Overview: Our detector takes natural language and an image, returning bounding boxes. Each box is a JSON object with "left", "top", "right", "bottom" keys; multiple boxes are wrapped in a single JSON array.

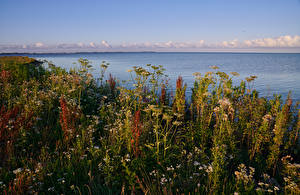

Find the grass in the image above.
[{"left": 0, "top": 56, "right": 299, "bottom": 194}]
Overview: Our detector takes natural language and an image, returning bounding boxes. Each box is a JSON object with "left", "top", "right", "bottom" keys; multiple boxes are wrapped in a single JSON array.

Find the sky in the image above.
[{"left": 0, "top": 0, "right": 300, "bottom": 53}]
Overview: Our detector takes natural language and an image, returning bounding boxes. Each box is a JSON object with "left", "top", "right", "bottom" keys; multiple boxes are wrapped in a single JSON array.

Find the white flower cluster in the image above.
[
  {"left": 255, "top": 173, "right": 280, "bottom": 193},
  {"left": 234, "top": 164, "right": 255, "bottom": 185}
]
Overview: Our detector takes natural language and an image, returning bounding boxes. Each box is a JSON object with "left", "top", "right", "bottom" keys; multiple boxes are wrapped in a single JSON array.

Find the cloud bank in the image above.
[{"left": 1, "top": 35, "right": 300, "bottom": 53}]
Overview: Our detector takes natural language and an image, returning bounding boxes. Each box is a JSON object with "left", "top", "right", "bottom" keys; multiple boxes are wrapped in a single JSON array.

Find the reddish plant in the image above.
[
  {"left": 59, "top": 97, "right": 68, "bottom": 133},
  {"left": 0, "top": 70, "right": 11, "bottom": 82},
  {"left": 59, "top": 96, "right": 80, "bottom": 143},
  {"left": 108, "top": 73, "right": 116, "bottom": 92},
  {"left": 0, "top": 105, "right": 33, "bottom": 164},
  {"left": 4, "top": 174, "right": 32, "bottom": 194},
  {"left": 131, "top": 110, "right": 142, "bottom": 157},
  {"left": 176, "top": 76, "right": 183, "bottom": 90},
  {"left": 160, "top": 84, "right": 166, "bottom": 105}
]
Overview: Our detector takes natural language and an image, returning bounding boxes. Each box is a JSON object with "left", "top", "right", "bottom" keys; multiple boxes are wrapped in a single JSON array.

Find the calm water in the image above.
[{"left": 2, "top": 52, "right": 300, "bottom": 102}]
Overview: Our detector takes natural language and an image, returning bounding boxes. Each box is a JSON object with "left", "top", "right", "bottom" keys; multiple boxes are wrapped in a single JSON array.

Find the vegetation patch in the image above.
[{"left": 0, "top": 56, "right": 299, "bottom": 194}]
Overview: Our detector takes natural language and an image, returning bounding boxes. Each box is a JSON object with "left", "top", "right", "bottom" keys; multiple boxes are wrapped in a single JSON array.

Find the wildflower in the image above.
[
  {"left": 214, "top": 106, "right": 220, "bottom": 113},
  {"left": 258, "top": 182, "right": 264, "bottom": 186},
  {"left": 245, "top": 75, "right": 257, "bottom": 82},
  {"left": 262, "top": 114, "right": 273, "bottom": 123},
  {"left": 263, "top": 173, "right": 270, "bottom": 180},
  {"left": 167, "top": 165, "right": 174, "bottom": 171},
  {"left": 210, "top": 65, "right": 219, "bottom": 70},
  {"left": 194, "top": 147, "right": 201, "bottom": 154},
  {"left": 149, "top": 170, "right": 158, "bottom": 176},
  {"left": 203, "top": 92, "right": 212, "bottom": 97},
  {"left": 125, "top": 154, "right": 131, "bottom": 162},
  {"left": 57, "top": 178, "right": 65, "bottom": 184},
  {"left": 249, "top": 167, "right": 255, "bottom": 174},
  {"left": 206, "top": 165, "right": 213, "bottom": 173},
  {"left": 193, "top": 72, "right": 201, "bottom": 77},
  {"left": 162, "top": 113, "right": 172, "bottom": 122},
  {"left": 160, "top": 177, "right": 168, "bottom": 185},
  {"left": 218, "top": 98, "right": 232, "bottom": 108},
  {"left": 224, "top": 87, "right": 233, "bottom": 94},
  {"left": 173, "top": 121, "right": 182, "bottom": 126},
  {"left": 230, "top": 72, "right": 240, "bottom": 76},
  {"left": 13, "top": 168, "right": 23, "bottom": 174}
]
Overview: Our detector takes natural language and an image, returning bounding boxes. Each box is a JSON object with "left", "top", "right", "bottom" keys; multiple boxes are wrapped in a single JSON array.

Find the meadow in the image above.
[{"left": 0, "top": 56, "right": 299, "bottom": 194}]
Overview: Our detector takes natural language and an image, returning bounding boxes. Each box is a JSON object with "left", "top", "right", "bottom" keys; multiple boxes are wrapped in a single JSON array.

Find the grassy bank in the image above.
[{"left": 0, "top": 56, "right": 299, "bottom": 194}]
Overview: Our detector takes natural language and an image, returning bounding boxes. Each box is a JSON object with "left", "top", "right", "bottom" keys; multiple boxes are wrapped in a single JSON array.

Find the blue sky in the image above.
[{"left": 0, "top": 0, "right": 300, "bottom": 52}]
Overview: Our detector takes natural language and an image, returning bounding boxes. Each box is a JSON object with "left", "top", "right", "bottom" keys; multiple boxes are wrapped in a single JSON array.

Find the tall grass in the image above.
[{"left": 0, "top": 56, "right": 299, "bottom": 194}]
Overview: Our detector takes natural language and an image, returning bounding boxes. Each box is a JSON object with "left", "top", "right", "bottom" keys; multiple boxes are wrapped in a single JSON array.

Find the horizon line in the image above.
[{"left": 1, "top": 51, "right": 300, "bottom": 55}]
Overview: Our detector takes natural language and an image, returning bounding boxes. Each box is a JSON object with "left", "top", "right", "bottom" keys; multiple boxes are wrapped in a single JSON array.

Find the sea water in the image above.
[{"left": 2, "top": 52, "right": 300, "bottom": 102}]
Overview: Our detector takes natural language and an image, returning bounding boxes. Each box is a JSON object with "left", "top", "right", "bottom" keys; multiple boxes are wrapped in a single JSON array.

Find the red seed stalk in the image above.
[
  {"left": 131, "top": 110, "right": 142, "bottom": 157},
  {"left": 0, "top": 105, "right": 33, "bottom": 164},
  {"left": 59, "top": 96, "right": 68, "bottom": 134},
  {"left": 160, "top": 84, "right": 166, "bottom": 104},
  {"left": 0, "top": 70, "right": 11, "bottom": 82},
  {"left": 59, "top": 96, "right": 80, "bottom": 143},
  {"left": 176, "top": 76, "right": 183, "bottom": 90},
  {"left": 108, "top": 73, "right": 116, "bottom": 92}
]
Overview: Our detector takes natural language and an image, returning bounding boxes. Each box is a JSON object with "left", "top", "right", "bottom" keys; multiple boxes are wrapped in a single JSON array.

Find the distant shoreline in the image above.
[{"left": 1, "top": 51, "right": 300, "bottom": 55}]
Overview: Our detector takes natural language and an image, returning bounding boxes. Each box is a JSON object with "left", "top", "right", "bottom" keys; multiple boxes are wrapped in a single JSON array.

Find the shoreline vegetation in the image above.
[{"left": 0, "top": 56, "right": 299, "bottom": 194}]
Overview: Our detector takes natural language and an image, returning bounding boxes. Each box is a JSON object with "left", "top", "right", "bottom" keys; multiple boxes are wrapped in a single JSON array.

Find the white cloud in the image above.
[
  {"left": 34, "top": 42, "right": 44, "bottom": 47},
  {"left": 101, "top": 40, "right": 111, "bottom": 48},
  {"left": 89, "top": 42, "right": 96, "bottom": 47},
  {"left": 77, "top": 42, "right": 84, "bottom": 47},
  {"left": 242, "top": 35, "right": 300, "bottom": 48},
  {"left": 1, "top": 35, "right": 300, "bottom": 53}
]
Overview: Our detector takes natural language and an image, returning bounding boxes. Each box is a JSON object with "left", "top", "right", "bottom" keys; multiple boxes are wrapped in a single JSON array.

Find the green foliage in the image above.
[{"left": 0, "top": 56, "right": 299, "bottom": 194}]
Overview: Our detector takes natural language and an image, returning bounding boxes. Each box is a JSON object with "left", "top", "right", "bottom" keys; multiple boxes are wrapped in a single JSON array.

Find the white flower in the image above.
[
  {"left": 13, "top": 168, "right": 23, "bottom": 174},
  {"left": 258, "top": 182, "right": 264, "bottom": 186},
  {"left": 194, "top": 161, "right": 200, "bottom": 166},
  {"left": 125, "top": 154, "right": 131, "bottom": 162},
  {"left": 166, "top": 166, "right": 174, "bottom": 171}
]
